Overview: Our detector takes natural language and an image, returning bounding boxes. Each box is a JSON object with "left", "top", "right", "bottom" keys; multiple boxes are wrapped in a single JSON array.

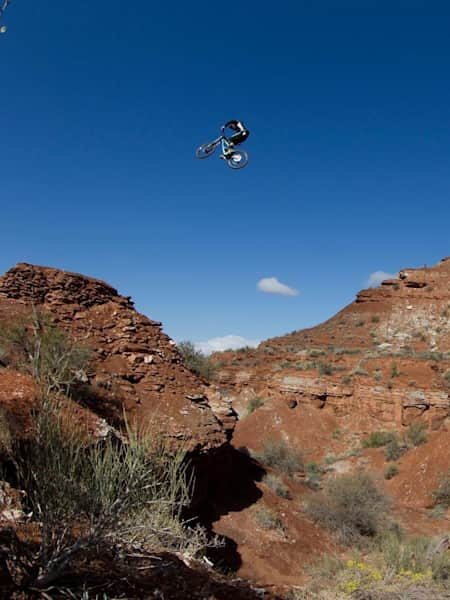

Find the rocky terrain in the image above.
[
  {"left": 0, "top": 258, "right": 449, "bottom": 598},
  {"left": 207, "top": 257, "right": 450, "bottom": 588},
  {"left": 0, "top": 263, "right": 232, "bottom": 451}
]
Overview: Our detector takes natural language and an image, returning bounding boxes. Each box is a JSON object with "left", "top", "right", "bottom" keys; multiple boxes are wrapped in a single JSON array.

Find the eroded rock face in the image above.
[
  {"left": 215, "top": 257, "right": 450, "bottom": 431},
  {"left": 0, "top": 263, "right": 228, "bottom": 451}
]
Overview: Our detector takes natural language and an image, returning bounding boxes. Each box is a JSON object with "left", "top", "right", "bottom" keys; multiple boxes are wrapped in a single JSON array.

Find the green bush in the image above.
[
  {"left": 256, "top": 439, "right": 304, "bottom": 477},
  {"left": 384, "top": 437, "right": 407, "bottom": 461},
  {"left": 384, "top": 464, "right": 399, "bottom": 479},
  {"left": 352, "top": 367, "right": 369, "bottom": 376},
  {"left": 309, "top": 348, "right": 327, "bottom": 357},
  {"left": 406, "top": 421, "right": 428, "bottom": 446},
  {"left": 264, "top": 474, "right": 290, "bottom": 499},
  {"left": 362, "top": 430, "right": 398, "bottom": 449},
  {"left": 305, "top": 473, "right": 388, "bottom": 544},
  {"left": 246, "top": 396, "right": 264, "bottom": 414},
  {"left": 433, "top": 470, "right": 450, "bottom": 508},
  {"left": 0, "top": 309, "right": 91, "bottom": 395},
  {"left": 317, "top": 361, "right": 334, "bottom": 376},
  {"left": 13, "top": 399, "right": 206, "bottom": 588},
  {"left": 177, "top": 340, "right": 216, "bottom": 380},
  {"left": 379, "top": 531, "right": 450, "bottom": 583},
  {"left": 253, "top": 504, "right": 284, "bottom": 531},
  {"left": 390, "top": 364, "right": 400, "bottom": 378},
  {"left": 305, "top": 462, "right": 325, "bottom": 491},
  {"left": 0, "top": 407, "right": 12, "bottom": 456}
]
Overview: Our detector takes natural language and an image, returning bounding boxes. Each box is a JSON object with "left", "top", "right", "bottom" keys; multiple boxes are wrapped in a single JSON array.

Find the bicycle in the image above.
[{"left": 195, "top": 132, "right": 249, "bottom": 170}]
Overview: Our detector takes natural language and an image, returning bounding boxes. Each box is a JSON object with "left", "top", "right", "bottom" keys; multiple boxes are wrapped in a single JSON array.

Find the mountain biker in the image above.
[{"left": 221, "top": 120, "right": 250, "bottom": 147}]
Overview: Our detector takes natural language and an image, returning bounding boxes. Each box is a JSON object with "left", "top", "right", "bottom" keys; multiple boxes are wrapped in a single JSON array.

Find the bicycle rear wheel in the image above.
[{"left": 227, "top": 150, "right": 249, "bottom": 169}]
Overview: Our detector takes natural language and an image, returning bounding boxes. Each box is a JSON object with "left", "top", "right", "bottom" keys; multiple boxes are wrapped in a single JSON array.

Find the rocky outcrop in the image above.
[
  {"left": 214, "top": 257, "right": 450, "bottom": 432},
  {"left": 0, "top": 263, "right": 228, "bottom": 451}
]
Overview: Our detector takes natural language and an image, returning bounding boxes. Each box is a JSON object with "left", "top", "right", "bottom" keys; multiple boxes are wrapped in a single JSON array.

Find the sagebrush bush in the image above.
[
  {"left": 253, "top": 504, "right": 284, "bottom": 531},
  {"left": 384, "top": 464, "right": 399, "bottom": 479},
  {"left": 256, "top": 439, "right": 304, "bottom": 477},
  {"left": 379, "top": 531, "right": 450, "bottom": 582},
  {"left": 433, "top": 470, "right": 450, "bottom": 508},
  {"left": 14, "top": 401, "right": 204, "bottom": 588},
  {"left": 0, "top": 309, "right": 91, "bottom": 396},
  {"left": 305, "top": 473, "right": 388, "bottom": 544},
  {"left": 246, "top": 396, "right": 264, "bottom": 414},
  {"left": 362, "top": 430, "right": 398, "bottom": 449},
  {"left": 2, "top": 316, "right": 209, "bottom": 589},
  {"left": 264, "top": 473, "right": 290, "bottom": 499},
  {"left": 0, "top": 408, "right": 12, "bottom": 458},
  {"left": 317, "top": 361, "right": 334, "bottom": 376},
  {"left": 177, "top": 340, "right": 216, "bottom": 380},
  {"left": 407, "top": 421, "right": 428, "bottom": 446},
  {"left": 384, "top": 437, "right": 407, "bottom": 461}
]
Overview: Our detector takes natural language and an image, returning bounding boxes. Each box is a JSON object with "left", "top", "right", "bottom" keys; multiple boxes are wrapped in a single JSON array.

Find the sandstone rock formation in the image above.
[
  {"left": 0, "top": 263, "right": 228, "bottom": 451},
  {"left": 215, "top": 257, "right": 450, "bottom": 433}
]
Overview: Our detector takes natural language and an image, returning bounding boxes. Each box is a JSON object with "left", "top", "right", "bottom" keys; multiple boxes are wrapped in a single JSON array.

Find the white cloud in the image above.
[
  {"left": 257, "top": 277, "right": 298, "bottom": 297},
  {"left": 195, "top": 335, "right": 260, "bottom": 355},
  {"left": 367, "top": 270, "right": 397, "bottom": 287}
]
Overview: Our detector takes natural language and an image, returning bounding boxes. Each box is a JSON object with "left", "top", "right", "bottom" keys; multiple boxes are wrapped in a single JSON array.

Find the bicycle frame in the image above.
[{"left": 205, "top": 135, "right": 234, "bottom": 156}]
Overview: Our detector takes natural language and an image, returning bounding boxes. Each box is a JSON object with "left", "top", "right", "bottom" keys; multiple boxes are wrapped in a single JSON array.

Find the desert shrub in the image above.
[
  {"left": 371, "top": 315, "right": 380, "bottom": 323},
  {"left": 253, "top": 504, "right": 284, "bottom": 531},
  {"left": 391, "top": 364, "right": 400, "bottom": 378},
  {"left": 294, "top": 360, "right": 315, "bottom": 370},
  {"left": 379, "top": 531, "right": 450, "bottom": 583},
  {"left": 443, "top": 370, "right": 450, "bottom": 384},
  {"left": 317, "top": 361, "right": 334, "bottom": 376},
  {"left": 0, "top": 309, "right": 91, "bottom": 395},
  {"left": 407, "top": 422, "right": 428, "bottom": 446},
  {"left": 384, "top": 464, "right": 399, "bottom": 479},
  {"left": 418, "top": 351, "right": 443, "bottom": 361},
  {"left": 264, "top": 473, "right": 290, "bottom": 499},
  {"left": 384, "top": 438, "right": 407, "bottom": 461},
  {"left": 306, "top": 462, "right": 326, "bottom": 490},
  {"left": 298, "top": 534, "right": 450, "bottom": 599},
  {"left": 305, "top": 473, "right": 388, "bottom": 544},
  {"left": 308, "top": 348, "right": 327, "bottom": 357},
  {"left": 13, "top": 399, "right": 204, "bottom": 588},
  {"left": 0, "top": 407, "right": 12, "bottom": 456},
  {"left": 256, "top": 439, "right": 304, "bottom": 476},
  {"left": 246, "top": 396, "right": 264, "bottom": 414},
  {"left": 332, "top": 347, "right": 361, "bottom": 355},
  {"left": 384, "top": 436, "right": 407, "bottom": 461},
  {"left": 362, "top": 430, "right": 398, "bottom": 449},
  {"left": 324, "top": 452, "right": 338, "bottom": 465},
  {"left": 341, "top": 374, "right": 352, "bottom": 384},
  {"left": 356, "top": 320, "right": 365, "bottom": 327},
  {"left": 352, "top": 367, "right": 369, "bottom": 376},
  {"left": 177, "top": 341, "right": 216, "bottom": 380},
  {"left": 433, "top": 470, "right": 450, "bottom": 509}
]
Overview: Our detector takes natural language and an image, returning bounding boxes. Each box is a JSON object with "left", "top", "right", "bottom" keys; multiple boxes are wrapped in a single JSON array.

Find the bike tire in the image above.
[
  {"left": 226, "top": 150, "right": 249, "bottom": 170},
  {"left": 196, "top": 142, "right": 217, "bottom": 159}
]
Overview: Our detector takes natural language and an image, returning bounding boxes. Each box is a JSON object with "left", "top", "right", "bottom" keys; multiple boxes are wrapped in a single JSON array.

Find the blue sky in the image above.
[{"left": 1, "top": 3, "right": 450, "bottom": 351}]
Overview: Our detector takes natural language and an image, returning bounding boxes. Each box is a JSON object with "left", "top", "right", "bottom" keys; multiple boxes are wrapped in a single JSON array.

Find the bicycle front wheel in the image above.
[
  {"left": 196, "top": 142, "right": 217, "bottom": 159},
  {"left": 226, "top": 150, "right": 249, "bottom": 170}
]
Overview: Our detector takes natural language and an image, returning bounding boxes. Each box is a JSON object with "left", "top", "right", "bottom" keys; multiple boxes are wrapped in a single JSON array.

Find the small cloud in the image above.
[
  {"left": 257, "top": 277, "right": 298, "bottom": 297},
  {"left": 195, "top": 335, "right": 260, "bottom": 355},
  {"left": 367, "top": 270, "right": 397, "bottom": 287}
]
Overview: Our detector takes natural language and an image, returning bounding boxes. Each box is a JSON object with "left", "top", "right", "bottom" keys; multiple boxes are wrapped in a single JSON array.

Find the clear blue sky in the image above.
[{"left": 1, "top": 2, "right": 450, "bottom": 349}]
